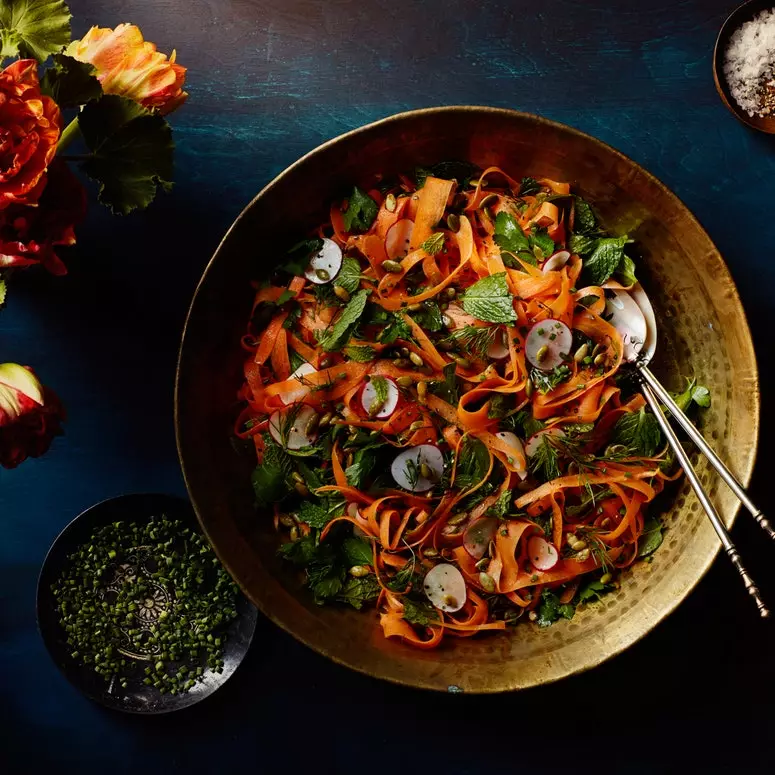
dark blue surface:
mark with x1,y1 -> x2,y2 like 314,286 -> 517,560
3,0 -> 774,771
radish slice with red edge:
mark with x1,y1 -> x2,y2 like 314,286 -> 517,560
541,250 -> 570,273
525,319 -> 572,371
423,563 -> 467,613
463,517 -> 499,560
486,328 -> 509,360
359,376 -> 400,419
525,427 -> 566,457
527,535 -> 559,571
390,444 -> 444,492
281,363 -> 317,405
304,238 -> 342,285
604,290 -> 647,362
268,405 -> 319,450
385,218 -> 414,260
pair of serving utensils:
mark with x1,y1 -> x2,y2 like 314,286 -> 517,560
605,286 -> 770,617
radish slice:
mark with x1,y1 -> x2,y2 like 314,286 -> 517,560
525,319 -> 572,371
304,238 -> 342,284
495,431 -> 528,479
604,290 -> 647,362
463,517 -> 499,560
390,444 -> 444,492
280,363 -> 317,405
527,535 -> 559,571
423,563 -> 467,613
525,427 -> 566,457
385,218 -> 414,260
542,250 -> 570,273
359,376 -> 400,419
268,405 -> 319,450
486,328 -> 509,360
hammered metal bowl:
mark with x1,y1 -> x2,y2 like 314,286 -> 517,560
175,107 -> 759,692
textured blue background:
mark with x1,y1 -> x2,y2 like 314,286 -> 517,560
3,0 -> 774,772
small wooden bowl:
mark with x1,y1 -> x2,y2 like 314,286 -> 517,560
714,0 -> 775,134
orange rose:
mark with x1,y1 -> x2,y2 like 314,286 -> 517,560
67,24 -> 188,115
0,60 -> 61,210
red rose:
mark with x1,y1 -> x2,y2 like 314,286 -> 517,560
0,60 -> 62,210
0,363 -> 65,469
0,160 -> 86,275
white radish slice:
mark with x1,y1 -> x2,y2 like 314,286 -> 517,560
525,427 -> 566,457
280,363 -> 317,405
527,535 -> 559,571
541,250 -> 570,273
390,444 -> 444,493
304,238 -> 342,284
268,405 -> 319,450
486,328 -> 509,360
463,517 -> 499,560
525,319 -> 573,371
495,431 -> 528,479
385,218 -> 414,260
423,563 -> 467,613
359,376 -> 400,419
604,290 -> 647,362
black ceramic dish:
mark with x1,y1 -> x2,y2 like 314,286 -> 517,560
37,493 -> 257,714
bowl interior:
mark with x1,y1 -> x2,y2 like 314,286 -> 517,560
176,107 -> 758,692
713,0 -> 775,134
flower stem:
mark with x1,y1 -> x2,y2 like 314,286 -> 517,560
57,118 -> 82,155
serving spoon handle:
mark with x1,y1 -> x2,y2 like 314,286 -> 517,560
639,366 -> 775,542
640,382 -> 769,618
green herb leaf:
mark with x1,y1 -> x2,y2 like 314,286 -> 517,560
671,378 -> 711,412
494,212 -> 530,255
378,313 -> 413,344
279,533 -> 319,566
616,254 -> 638,287
455,437 -> 490,490
0,0 -> 71,62
420,232 -> 445,255
529,224 -> 554,257
519,177 -> 542,196
568,233 -> 598,256
611,406 -> 662,457
577,578 -> 613,603
252,434 -> 293,507
387,559 -> 422,592
318,289 -> 369,351
345,445 -> 382,489
581,235 -> 628,286
367,375 -> 389,417
486,489 -> 513,518
311,574 -> 344,603
408,301 -> 444,333
428,361 -> 460,405
295,500 -> 333,529
402,597 -> 439,626
461,272 -> 517,324
529,434 -> 561,482
342,187 -> 378,233
536,589 -> 575,627
449,324 -> 497,359
342,537 -> 374,567
78,95 -> 173,215
530,365 -> 572,395
573,197 -> 598,234
283,238 -> 323,276
637,517 -> 663,558
335,256 -> 362,294
344,344 -> 376,362
337,575 -> 380,610
40,53 -> 102,108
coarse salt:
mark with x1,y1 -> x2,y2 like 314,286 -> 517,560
723,8 -> 775,117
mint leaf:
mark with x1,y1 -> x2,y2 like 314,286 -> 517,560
344,344 -> 376,362
408,301 -> 444,333
691,385 -> 711,408
377,313 -> 412,344
568,233 -> 597,256
529,224 -> 554,257
283,238 -> 323,276
252,434 -> 294,507
429,362 -> 459,404
345,444 -> 382,488
519,177 -> 541,196
582,236 -> 628,286
311,574 -> 344,602
78,95 -> 173,215
295,500 -> 332,529
616,254 -> 638,287
420,232 -> 445,255
494,212 -> 530,255
611,407 -> 662,457
367,375 -> 389,417
318,289 -> 369,351
672,378 -> 711,412
573,197 -> 597,234
337,575 -> 380,610
537,589 -> 575,627
0,0 -> 71,62
402,597 -> 439,626
342,537 -> 374,567
578,578 -> 613,603
637,517 -> 663,558
462,272 -> 517,324
342,187 -> 378,233
335,256 -> 362,294
40,53 -> 101,108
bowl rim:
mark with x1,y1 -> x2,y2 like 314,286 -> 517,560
175,105 -> 760,692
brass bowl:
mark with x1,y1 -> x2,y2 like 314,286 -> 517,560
175,107 -> 759,692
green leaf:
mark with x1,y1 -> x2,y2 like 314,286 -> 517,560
337,575 -> 380,610
342,537 -> 374,567
342,187 -> 378,233
312,574 -> 344,602
279,533 -> 318,566
671,378 -> 711,412
568,233 -> 598,256
616,254 -> 638,287
573,197 -> 597,234
577,578 -> 613,603
449,324 -> 497,358
251,435 -> 294,507
536,589 -> 575,627
296,460 -> 327,492
295,500 -> 332,529
402,597 -> 439,626
429,361 -> 460,405
420,232 -> 445,255
40,53 -> 101,108
344,344 -> 376,363
367,375 -> 389,417
276,289 -> 295,305
611,406 -> 662,457
377,313 -> 412,344
530,365 -> 572,395
519,177 -> 541,196
494,212 -> 530,255
345,445 -> 382,489
335,256 -> 362,294
455,437 -> 490,490
408,301 -> 444,333
529,225 -> 554,257
283,238 -> 323,276
529,434 -> 561,482
387,560 -> 420,592
637,517 -> 663,558
692,385 -> 711,408
0,0 -> 71,62
461,272 -> 517,324
78,95 -> 174,215
486,489 -> 513,518
318,289 -> 369,352
581,236 -> 628,286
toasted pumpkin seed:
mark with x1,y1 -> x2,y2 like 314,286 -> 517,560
446,213 -> 460,232
593,353 -> 606,367
574,343 -> 589,362
417,381 -> 428,401
382,259 -> 403,273
385,193 -> 397,212
448,512 -> 468,526
396,375 -> 414,388
536,345 -> 549,362
479,572 -> 496,592
409,351 -> 424,367
349,565 -> 370,578
407,302 -> 423,312
334,285 -> 350,303
479,193 -> 498,208
315,268 -> 330,281
599,572 -> 613,585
